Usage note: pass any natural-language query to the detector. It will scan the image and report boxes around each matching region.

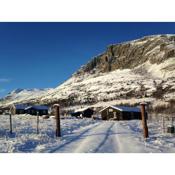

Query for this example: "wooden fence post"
[53,104,61,137]
[140,103,149,138]
[37,111,39,134]
[162,116,165,133]
[9,112,12,134]
[171,117,174,127]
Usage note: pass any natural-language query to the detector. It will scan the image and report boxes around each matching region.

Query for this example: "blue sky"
[0,22,175,98]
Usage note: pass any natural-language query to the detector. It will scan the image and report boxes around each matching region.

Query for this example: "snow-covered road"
[48,121,163,153]
[1,115,175,153]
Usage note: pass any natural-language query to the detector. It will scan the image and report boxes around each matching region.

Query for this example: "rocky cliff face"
[1,34,175,111]
[75,34,175,76]
[36,35,175,110]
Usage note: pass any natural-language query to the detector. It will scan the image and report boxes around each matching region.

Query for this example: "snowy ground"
[0,114,175,153]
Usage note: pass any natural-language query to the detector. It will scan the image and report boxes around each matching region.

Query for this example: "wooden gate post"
[9,112,12,134]
[53,104,61,137]
[140,103,149,138]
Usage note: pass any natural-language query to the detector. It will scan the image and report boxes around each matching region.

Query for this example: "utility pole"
[53,104,61,137]
[140,103,149,138]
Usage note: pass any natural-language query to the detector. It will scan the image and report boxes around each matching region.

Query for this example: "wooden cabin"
[1,106,10,114]
[71,108,94,118]
[25,105,49,116]
[100,106,142,121]
[10,104,28,115]
[10,104,49,116]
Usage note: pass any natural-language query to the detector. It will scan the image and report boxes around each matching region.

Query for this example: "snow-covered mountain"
[0,88,52,106]
[39,34,175,110]
[1,34,175,110]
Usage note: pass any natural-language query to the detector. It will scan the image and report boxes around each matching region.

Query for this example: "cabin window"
[109,108,113,112]
[43,110,46,114]
[113,112,117,118]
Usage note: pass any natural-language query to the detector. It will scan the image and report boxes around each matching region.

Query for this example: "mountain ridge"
[1,34,175,111]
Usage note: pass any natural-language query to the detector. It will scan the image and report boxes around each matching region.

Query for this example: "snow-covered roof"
[74,107,93,113]
[100,105,141,113]
[24,106,32,110]
[14,104,28,110]
[25,105,49,110]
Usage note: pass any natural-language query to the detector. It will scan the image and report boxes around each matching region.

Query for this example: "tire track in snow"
[48,122,100,153]
[73,122,116,153]
[93,123,115,153]
[113,123,124,153]
[48,120,163,153]
[113,122,161,153]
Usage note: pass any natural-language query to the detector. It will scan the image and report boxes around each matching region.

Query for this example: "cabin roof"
[100,105,141,113]
[74,107,93,113]
[14,104,28,110]
[25,105,49,110]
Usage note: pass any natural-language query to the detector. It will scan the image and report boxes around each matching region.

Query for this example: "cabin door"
[113,112,117,120]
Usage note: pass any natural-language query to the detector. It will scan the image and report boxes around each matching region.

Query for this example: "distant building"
[1,106,10,114]
[10,104,49,116]
[100,106,142,120]
[10,104,28,115]
[71,108,94,118]
[25,105,49,116]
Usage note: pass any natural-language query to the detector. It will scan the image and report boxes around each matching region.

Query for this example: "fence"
[0,104,62,138]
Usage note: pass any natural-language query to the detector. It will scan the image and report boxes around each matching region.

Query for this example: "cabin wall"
[118,111,142,120]
[39,110,48,116]
[101,110,108,120]
[101,107,122,120]
[71,112,81,117]
[26,109,48,116]
[83,109,94,118]
[101,107,142,120]
[16,109,25,114]
[71,109,94,118]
